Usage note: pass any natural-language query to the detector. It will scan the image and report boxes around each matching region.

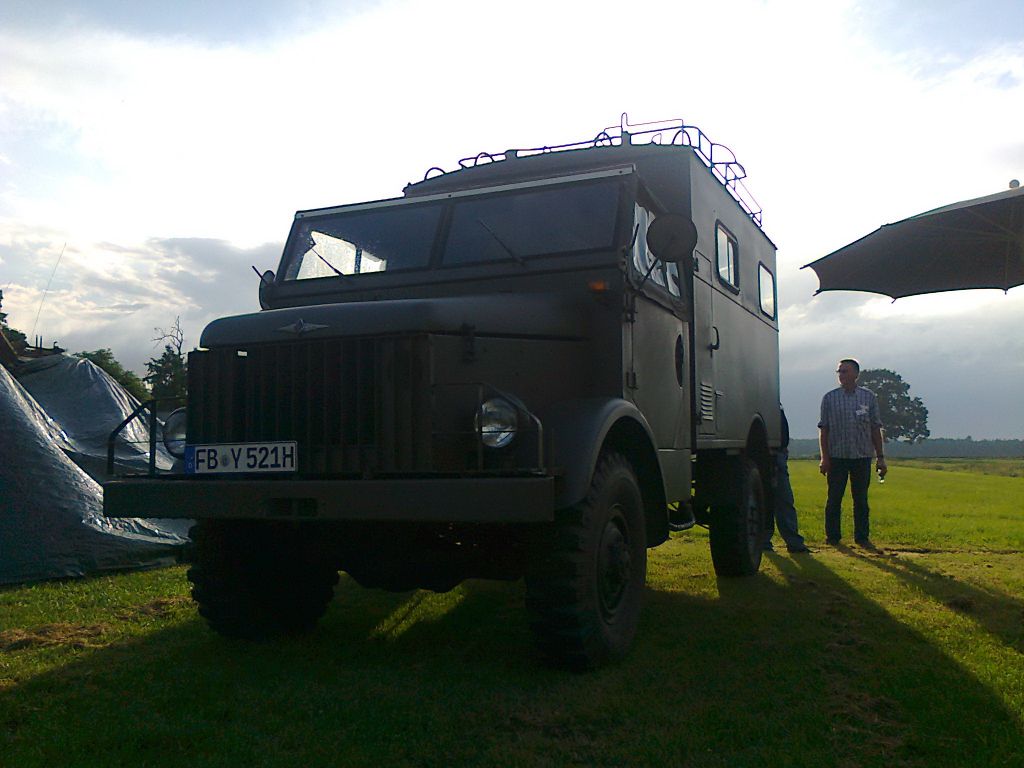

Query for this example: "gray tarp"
[14,354,192,539]
[0,362,187,585]
[14,354,173,479]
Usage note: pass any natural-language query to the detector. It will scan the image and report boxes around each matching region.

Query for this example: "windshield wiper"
[477,218,526,267]
[311,245,344,277]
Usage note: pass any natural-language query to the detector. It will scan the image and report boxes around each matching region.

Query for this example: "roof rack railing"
[430,113,763,227]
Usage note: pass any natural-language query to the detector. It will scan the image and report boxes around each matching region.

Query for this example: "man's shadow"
[840,547,1024,652]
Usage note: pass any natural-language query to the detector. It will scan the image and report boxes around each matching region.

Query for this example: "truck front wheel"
[708,457,765,577]
[187,520,339,639]
[525,450,647,670]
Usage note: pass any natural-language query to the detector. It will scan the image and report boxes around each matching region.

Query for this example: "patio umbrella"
[803,184,1024,299]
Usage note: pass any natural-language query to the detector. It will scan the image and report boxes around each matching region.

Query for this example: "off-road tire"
[709,457,765,577]
[187,520,339,639]
[525,450,647,670]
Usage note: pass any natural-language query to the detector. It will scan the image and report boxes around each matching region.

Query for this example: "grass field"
[2,459,1022,767]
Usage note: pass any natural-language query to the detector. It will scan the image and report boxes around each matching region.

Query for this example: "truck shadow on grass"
[1,558,1022,768]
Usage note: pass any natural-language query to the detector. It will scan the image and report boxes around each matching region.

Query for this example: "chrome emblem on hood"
[276,318,329,336]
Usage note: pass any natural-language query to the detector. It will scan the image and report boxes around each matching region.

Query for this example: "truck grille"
[187,335,433,474]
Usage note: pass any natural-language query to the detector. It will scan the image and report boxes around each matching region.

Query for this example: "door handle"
[675,334,685,387]
[708,326,720,352]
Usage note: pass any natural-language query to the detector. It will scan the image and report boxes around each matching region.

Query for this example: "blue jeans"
[768,450,805,549]
[825,457,872,542]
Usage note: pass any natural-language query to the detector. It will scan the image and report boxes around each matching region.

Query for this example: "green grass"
[790,458,1024,551]
[885,458,1024,478]
[2,459,1022,767]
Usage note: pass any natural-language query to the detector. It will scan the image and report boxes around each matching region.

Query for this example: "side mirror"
[257,269,275,310]
[646,214,698,267]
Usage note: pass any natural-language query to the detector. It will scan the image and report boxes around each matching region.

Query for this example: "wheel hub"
[598,511,631,619]
[745,474,764,554]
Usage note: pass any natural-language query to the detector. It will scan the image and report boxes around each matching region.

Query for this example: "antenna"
[31,242,66,342]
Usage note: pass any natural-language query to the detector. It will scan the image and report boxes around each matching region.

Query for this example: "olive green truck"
[105,119,781,669]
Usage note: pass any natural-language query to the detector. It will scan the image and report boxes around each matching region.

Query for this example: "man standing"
[818,358,886,547]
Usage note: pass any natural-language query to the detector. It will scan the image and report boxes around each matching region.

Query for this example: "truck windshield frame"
[279,175,627,282]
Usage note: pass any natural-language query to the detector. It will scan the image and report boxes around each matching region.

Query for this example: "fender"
[538,397,663,510]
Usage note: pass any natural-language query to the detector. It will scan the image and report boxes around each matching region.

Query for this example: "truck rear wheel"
[709,457,765,577]
[525,450,647,670]
[187,520,339,639]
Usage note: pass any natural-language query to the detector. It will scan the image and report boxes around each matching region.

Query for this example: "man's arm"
[819,426,831,475]
[869,393,886,477]
[872,425,887,477]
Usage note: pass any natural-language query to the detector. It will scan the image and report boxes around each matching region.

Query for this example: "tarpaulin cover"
[0,362,187,585]
[14,353,192,540]
[14,354,173,480]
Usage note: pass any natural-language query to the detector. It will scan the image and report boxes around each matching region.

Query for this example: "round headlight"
[475,398,518,449]
[162,407,187,459]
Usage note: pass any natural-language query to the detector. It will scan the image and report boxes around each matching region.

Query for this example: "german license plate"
[185,442,297,474]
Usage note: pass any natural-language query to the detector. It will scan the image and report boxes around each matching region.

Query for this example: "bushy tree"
[145,317,188,403]
[859,368,930,444]
[75,348,150,402]
[145,346,187,401]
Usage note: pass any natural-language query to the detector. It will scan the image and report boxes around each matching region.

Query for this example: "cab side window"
[758,263,776,319]
[665,260,682,298]
[716,223,739,292]
[632,205,667,290]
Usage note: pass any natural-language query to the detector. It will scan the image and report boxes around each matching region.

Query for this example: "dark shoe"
[787,544,810,553]
[855,539,876,549]
[825,538,841,546]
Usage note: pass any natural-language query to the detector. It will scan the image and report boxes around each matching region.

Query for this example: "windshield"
[443,180,620,265]
[281,178,622,281]
[282,202,443,280]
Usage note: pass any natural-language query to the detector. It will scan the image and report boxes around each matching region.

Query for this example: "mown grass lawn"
[1,459,1022,767]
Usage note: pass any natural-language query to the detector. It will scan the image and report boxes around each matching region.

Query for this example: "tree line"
[1,305,187,405]
[78,318,188,404]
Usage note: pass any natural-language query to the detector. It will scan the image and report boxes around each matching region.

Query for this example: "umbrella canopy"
[803,185,1024,299]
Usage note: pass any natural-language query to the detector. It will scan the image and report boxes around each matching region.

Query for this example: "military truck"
[105,118,781,669]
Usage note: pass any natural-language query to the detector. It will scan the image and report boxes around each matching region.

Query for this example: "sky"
[1,0,1022,439]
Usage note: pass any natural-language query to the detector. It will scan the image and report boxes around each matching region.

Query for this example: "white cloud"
[0,229,269,372]
[1,0,1022,437]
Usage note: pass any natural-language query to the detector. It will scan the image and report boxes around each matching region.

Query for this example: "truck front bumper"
[103,476,555,523]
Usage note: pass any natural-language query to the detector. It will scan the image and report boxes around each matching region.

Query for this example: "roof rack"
[422,113,763,227]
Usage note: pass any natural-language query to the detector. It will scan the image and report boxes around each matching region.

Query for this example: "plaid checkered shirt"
[818,386,882,459]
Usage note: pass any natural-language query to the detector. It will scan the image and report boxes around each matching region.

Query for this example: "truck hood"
[200,293,587,348]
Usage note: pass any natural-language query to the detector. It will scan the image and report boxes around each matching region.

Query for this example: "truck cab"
[105,119,781,669]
